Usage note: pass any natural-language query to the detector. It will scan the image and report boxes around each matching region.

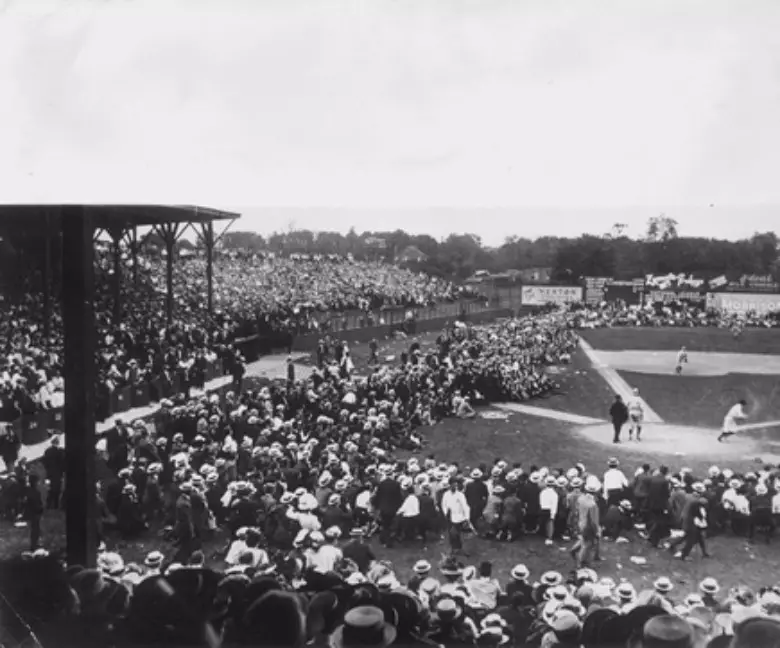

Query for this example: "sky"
[1,0,780,246]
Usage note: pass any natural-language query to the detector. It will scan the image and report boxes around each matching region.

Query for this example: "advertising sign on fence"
[604,280,644,305]
[521,285,583,306]
[721,274,780,293]
[584,277,610,305]
[706,292,780,315]
[647,290,706,305]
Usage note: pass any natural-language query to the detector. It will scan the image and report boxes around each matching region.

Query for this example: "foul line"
[493,403,606,426]
[736,420,780,433]
[578,338,664,424]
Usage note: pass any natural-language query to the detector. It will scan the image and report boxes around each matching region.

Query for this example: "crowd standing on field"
[3,309,780,645]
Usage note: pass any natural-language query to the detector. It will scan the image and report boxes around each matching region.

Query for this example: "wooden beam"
[62,207,97,568]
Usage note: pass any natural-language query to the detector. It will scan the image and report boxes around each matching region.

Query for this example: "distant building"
[516,267,552,284]
[396,245,428,265]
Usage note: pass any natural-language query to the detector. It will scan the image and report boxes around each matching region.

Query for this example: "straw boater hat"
[144,551,164,570]
[699,578,720,596]
[329,606,396,648]
[541,571,563,587]
[510,564,530,581]
[617,582,637,602]
[654,577,674,595]
[413,560,432,576]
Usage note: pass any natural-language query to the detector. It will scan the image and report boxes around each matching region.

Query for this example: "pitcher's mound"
[577,422,780,462]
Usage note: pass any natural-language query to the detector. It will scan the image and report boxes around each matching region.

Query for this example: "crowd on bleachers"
[0,251,477,425]
[567,301,780,331]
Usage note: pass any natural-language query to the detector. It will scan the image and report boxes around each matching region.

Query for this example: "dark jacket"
[646,474,671,511]
[609,400,629,424]
[373,478,403,516]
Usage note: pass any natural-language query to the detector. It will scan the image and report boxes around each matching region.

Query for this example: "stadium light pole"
[62,206,98,568]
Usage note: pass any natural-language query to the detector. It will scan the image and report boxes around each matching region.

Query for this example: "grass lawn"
[581,326,780,355]
[528,348,617,421]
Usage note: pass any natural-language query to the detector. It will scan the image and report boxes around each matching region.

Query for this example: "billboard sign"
[647,290,706,305]
[583,277,610,305]
[706,292,780,315]
[521,285,583,306]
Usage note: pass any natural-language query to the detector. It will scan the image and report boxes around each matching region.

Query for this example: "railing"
[3,360,226,446]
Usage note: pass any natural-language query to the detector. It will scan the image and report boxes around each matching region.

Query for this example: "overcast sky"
[1,0,779,246]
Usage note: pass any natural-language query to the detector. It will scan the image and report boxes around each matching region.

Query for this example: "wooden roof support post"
[107,226,124,325]
[62,207,97,568]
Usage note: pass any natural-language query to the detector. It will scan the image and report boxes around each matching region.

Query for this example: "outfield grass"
[581,326,780,354]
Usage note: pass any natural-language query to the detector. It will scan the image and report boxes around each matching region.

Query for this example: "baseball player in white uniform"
[718,399,748,443]
[675,346,688,375]
[626,387,644,441]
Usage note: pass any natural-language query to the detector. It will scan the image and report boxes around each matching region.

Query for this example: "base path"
[577,421,780,463]
[493,403,605,426]
[578,338,663,424]
[1,353,311,471]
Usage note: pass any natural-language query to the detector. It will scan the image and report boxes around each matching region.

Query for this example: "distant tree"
[552,235,616,281]
[220,231,267,251]
[606,222,628,239]
[645,214,679,242]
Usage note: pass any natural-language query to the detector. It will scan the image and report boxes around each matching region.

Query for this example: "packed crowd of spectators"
[4,420,780,647]
[567,301,780,331]
[4,537,780,648]
[0,250,476,424]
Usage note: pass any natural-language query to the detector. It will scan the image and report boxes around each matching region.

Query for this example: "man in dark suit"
[42,436,65,510]
[372,472,403,548]
[609,394,629,444]
[646,466,671,547]
[341,528,376,573]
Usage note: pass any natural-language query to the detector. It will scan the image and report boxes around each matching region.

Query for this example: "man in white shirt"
[626,388,644,442]
[539,477,559,546]
[718,399,748,443]
[603,458,629,506]
[397,477,421,542]
[441,480,471,555]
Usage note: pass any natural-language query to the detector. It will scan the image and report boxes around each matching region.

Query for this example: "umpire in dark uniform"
[609,394,629,444]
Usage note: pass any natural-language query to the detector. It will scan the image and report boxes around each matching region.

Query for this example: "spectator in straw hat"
[572,477,601,569]
[506,564,533,605]
[640,614,694,648]
[330,605,397,648]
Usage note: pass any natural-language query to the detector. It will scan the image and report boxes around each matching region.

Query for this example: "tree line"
[211,216,779,283]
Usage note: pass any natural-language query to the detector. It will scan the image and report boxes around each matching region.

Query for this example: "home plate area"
[487,341,780,464]
[577,421,780,463]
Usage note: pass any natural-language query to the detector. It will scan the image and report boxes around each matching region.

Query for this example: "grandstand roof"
[0,205,239,233]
